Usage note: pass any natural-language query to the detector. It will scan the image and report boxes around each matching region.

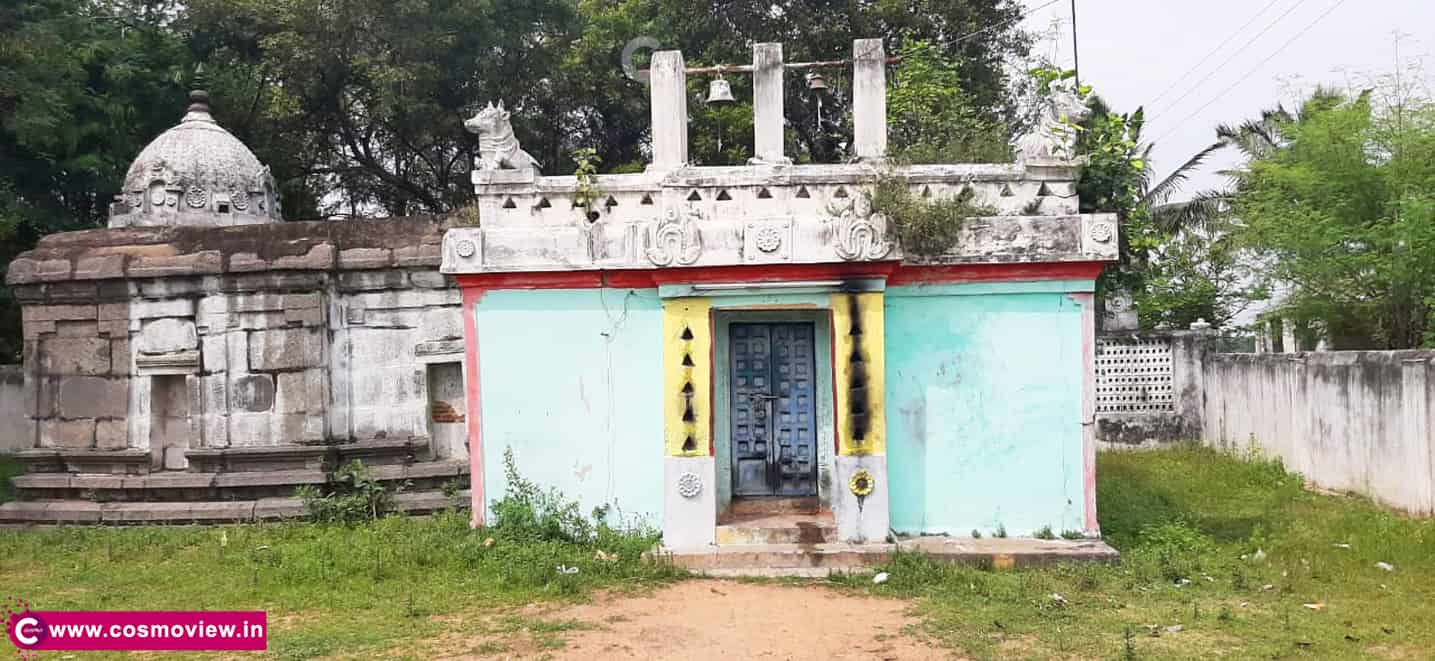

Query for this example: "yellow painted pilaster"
[831,291,886,456]
[662,298,713,456]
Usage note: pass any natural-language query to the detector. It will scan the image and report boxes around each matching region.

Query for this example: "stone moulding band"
[451,261,1107,292]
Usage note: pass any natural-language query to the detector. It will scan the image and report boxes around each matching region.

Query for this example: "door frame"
[713,309,835,514]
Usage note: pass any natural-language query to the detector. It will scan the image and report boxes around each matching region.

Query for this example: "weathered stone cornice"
[443,162,1118,275]
[6,217,451,286]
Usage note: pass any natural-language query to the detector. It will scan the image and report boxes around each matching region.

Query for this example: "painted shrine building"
[442,40,1119,549]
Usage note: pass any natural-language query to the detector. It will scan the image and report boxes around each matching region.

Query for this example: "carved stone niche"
[135,318,201,375]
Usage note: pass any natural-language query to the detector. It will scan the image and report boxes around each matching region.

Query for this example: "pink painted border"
[1069,292,1100,535]
[462,286,486,527]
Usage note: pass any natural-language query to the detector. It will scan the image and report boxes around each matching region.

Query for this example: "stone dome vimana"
[108,78,282,228]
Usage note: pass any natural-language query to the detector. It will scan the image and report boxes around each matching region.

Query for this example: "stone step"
[726,496,821,516]
[10,461,469,502]
[0,489,470,525]
[15,440,437,477]
[657,537,1121,577]
[714,512,838,545]
[659,542,889,575]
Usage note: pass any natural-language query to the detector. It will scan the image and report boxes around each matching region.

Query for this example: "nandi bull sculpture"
[464,101,540,172]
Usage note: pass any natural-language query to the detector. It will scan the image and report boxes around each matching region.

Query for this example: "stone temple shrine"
[4,39,1120,568]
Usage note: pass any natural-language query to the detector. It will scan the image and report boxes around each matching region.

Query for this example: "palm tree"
[1141,87,1350,232]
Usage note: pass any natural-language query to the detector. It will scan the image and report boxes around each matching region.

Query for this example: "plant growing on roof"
[572,147,603,222]
[865,175,996,258]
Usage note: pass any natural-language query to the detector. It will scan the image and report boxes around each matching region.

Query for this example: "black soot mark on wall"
[846,293,870,444]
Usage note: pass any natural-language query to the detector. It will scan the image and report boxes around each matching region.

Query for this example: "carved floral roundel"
[1089,222,1114,244]
[754,226,783,253]
[676,472,702,499]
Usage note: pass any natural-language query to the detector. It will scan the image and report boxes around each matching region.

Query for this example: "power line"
[1151,0,1352,145]
[1153,0,1314,118]
[1147,0,1286,107]
[951,0,1065,47]
[1070,0,1081,88]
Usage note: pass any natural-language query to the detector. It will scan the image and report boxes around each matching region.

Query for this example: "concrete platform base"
[715,512,838,545]
[656,537,1120,577]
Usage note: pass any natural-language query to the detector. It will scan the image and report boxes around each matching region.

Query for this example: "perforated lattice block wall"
[1095,336,1174,413]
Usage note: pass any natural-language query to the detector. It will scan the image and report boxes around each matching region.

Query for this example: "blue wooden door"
[730,322,818,497]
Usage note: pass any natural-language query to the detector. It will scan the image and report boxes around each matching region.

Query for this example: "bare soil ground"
[430,580,955,660]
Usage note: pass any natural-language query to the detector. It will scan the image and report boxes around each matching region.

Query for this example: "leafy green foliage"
[1137,231,1267,330]
[1058,74,1264,333]
[297,460,395,525]
[887,40,1009,164]
[488,447,598,545]
[869,177,995,257]
[0,0,191,361]
[1233,91,1435,348]
[572,147,603,221]
[183,0,581,217]
[579,0,1033,166]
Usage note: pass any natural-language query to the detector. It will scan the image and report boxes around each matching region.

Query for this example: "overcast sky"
[1020,0,1434,198]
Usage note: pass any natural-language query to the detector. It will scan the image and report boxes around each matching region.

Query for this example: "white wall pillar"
[650,50,689,170]
[852,38,887,161]
[1281,317,1298,353]
[1402,358,1433,514]
[752,43,788,165]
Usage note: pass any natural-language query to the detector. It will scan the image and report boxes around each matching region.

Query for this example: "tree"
[1232,90,1435,349]
[0,0,191,360]
[1140,87,1349,234]
[1135,230,1265,330]
[183,0,582,218]
[577,0,1033,166]
[1069,84,1265,332]
[887,40,1009,163]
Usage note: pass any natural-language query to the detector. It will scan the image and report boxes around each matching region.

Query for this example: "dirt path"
[433,580,955,660]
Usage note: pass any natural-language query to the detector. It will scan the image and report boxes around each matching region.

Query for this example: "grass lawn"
[1,446,1432,659]
[834,445,1435,659]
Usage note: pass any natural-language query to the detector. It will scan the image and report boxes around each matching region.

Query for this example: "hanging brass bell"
[805,72,827,91]
[706,76,735,104]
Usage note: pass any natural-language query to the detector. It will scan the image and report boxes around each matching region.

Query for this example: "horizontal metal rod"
[643,56,903,77]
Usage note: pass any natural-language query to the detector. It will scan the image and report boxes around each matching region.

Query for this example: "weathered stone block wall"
[19,299,134,450]
[1203,351,1435,515]
[330,268,463,454]
[0,365,35,452]
[6,218,464,458]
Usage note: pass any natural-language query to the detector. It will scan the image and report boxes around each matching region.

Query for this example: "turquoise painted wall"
[475,288,664,525]
[885,282,1088,536]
